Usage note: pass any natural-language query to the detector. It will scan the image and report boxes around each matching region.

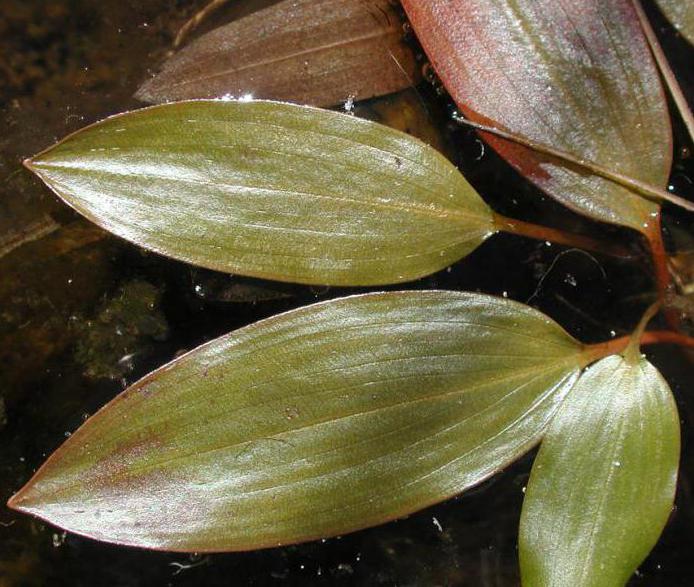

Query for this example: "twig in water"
[174,0,232,48]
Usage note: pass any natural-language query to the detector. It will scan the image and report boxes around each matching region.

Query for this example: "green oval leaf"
[25,100,494,286]
[656,0,694,45]
[136,0,420,107]
[401,0,672,233]
[9,291,584,552]
[520,355,680,586]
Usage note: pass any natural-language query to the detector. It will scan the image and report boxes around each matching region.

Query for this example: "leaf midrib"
[37,358,578,504]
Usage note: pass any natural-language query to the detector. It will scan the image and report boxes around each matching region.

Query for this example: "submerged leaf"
[136,0,419,107]
[656,0,694,45]
[401,0,672,233]
[520,355,680,586]
[9,291,586,551]
[25,100,494,286]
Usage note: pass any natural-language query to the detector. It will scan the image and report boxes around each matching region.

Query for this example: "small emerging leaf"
[25,100,494,286]
[9,291,585,552]
[136,0,420,107]
[401,0,672,233]
[520,355,680,586]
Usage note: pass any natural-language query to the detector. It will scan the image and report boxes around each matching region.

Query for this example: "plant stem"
[0,214,59,259]
[174,0,232,48]
[645,217,672,300]
[624,301,661,363]
[454,116,694,213]
[641,330,694,348]
[493,213,632,258]
[632,0,694,144]
[585,329,694,363]
[644,216,683,332]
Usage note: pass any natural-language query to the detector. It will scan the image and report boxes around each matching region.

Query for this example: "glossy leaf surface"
[9,291,585,552]
[401,0,672,233]
[25,100,494,286]
[520,355,680,586]
[656,0,694,45]
[136,0,419,107]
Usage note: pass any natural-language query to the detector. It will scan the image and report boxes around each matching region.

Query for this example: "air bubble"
[432,517,443,532]
[343,95,356,113]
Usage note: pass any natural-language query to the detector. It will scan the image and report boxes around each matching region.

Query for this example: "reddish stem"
[641,331,694,348]
[644,215,681,332]
[494,213,632,258]
[645,216,671,300]
[455,117,694,213]
[585,330,694,363]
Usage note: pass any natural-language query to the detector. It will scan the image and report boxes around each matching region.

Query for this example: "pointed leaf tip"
[6,486,34,514]
[6,493,19,510]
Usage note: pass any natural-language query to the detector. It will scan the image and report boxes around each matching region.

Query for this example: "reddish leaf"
[136,0,420,107]
[7,291,584,551]
[401,0,672,233]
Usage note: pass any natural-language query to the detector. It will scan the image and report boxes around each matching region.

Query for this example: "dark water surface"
[1,1,692,585]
